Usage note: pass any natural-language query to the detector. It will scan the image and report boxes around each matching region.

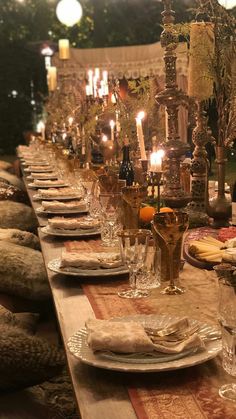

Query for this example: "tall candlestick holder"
[187,101,210,226]
[156,0,191,208]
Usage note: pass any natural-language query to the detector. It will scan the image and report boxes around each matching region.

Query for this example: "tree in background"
[0,0,194,153]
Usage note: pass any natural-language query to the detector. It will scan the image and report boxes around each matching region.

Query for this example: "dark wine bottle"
[232,181,236,226]
[119,141,134,186]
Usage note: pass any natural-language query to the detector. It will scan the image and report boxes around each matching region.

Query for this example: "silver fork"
[146,324,200,342]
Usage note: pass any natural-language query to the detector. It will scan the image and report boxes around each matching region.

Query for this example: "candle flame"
[110,120,115,129]
[102,134,108,142]
[137,111,145,120]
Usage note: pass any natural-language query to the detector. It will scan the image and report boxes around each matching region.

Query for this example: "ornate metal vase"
[206,146,232,228]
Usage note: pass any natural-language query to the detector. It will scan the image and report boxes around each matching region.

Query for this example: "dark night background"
[0,0,235,154]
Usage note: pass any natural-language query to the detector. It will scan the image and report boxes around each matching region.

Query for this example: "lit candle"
[102,70,108,83]
[88,70,93,92]
[58,39,70,60]
[150,149,164,173]
[115,111,121,133]
[85,85,92,96]
[102,134,108,142]
[68,116,74,126]
[136,111,147,160]
[110,120,115,142]
[93,76,98,97]
[188,22,215,100]
[95,68,100,79]
[47,66,57,91]
[37,120,45,141]
[111,93,117,104]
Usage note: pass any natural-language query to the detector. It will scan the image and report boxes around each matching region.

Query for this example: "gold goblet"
[121,185,147,229]
[153,211,189,295]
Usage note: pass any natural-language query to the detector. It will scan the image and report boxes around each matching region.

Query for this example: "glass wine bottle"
[119,139,134,186]
[232,181,236,226]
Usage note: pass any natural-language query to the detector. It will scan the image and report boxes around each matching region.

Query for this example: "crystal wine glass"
[99,193,121,247]
[214,264,236,402]
[153,211,189,295]
[118,229,151,299]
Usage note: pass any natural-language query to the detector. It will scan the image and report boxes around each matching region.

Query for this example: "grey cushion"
[0,305,39,334]
[0,170,24,190]
[0,160,12,171]
[0,200,38,231]
[0,306,65,391]
[0,228,40,250]
[0,241,50,301]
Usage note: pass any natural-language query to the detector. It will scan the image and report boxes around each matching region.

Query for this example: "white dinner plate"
[25,167,53,173]
[67,314,221,372]
[23,161,50,167]
[27,174,58,180]
[48,257,129,277]
[28,182,68,189]
[33,194,82,201]
[41,226,101,237]
[36,205,88,215]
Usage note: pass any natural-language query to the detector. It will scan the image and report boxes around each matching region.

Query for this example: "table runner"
[65,240,236,419]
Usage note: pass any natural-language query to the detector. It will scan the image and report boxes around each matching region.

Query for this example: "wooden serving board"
[183,227,219,270]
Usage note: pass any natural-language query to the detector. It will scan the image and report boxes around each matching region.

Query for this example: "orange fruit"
[160,207,174,213]
[139,206,156,223]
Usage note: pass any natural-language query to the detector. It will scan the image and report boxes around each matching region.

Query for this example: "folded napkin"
[29,165,53,172]
[39,187,77,198]
[48,217,100,230]
[42,200,86,211]
[31,172,58,179]
[60,251,122,269]
[25,160,48,165]
[85,318,205,354]
[34,179,65,187]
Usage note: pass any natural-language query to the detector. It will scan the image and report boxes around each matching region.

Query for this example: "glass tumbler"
[216,266,236,402]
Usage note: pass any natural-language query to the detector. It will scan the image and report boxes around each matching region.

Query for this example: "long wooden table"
[23,175,235,419]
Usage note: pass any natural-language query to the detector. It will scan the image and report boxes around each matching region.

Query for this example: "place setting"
[36,199,88,215]
[33,187,83,201]
[41,216,101,237]
[67,314,221,373]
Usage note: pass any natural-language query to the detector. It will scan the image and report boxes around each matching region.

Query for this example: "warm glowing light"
[68,117,74,126]
[110,120,115,129]
[218,0,236,8]
[137,111,145,121]
[58,39,70,60]
[56,0,83,27]
[37,120,45,140]
[150,149,164,173]
[102,134,108,142]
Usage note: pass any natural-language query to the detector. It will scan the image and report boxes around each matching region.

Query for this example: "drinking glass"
[136,245,161,290]
[118,229,151,299]
[214,265,236,401]
[99,193,121,247]
[153,211,189,295]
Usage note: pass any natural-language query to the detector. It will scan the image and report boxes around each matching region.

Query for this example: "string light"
[56,0,83,27]
[218,0,236,8]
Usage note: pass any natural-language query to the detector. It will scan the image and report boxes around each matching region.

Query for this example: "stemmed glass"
[153,211,189,295]
[99,193,121,247]
[214,264,236,402]
[118,229,151,299]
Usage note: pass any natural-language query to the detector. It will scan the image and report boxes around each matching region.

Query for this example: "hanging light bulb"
[56,0,83,27]
[218,0,236,8]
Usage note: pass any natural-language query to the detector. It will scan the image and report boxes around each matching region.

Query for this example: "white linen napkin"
[39,187,78,198]
[85,318,205,354]
[34,179,65,187]
[42,200,86,211]
[61,251,122,269]
[48,217,100,230]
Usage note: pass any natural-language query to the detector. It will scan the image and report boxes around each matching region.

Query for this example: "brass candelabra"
[156,0,190,208]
